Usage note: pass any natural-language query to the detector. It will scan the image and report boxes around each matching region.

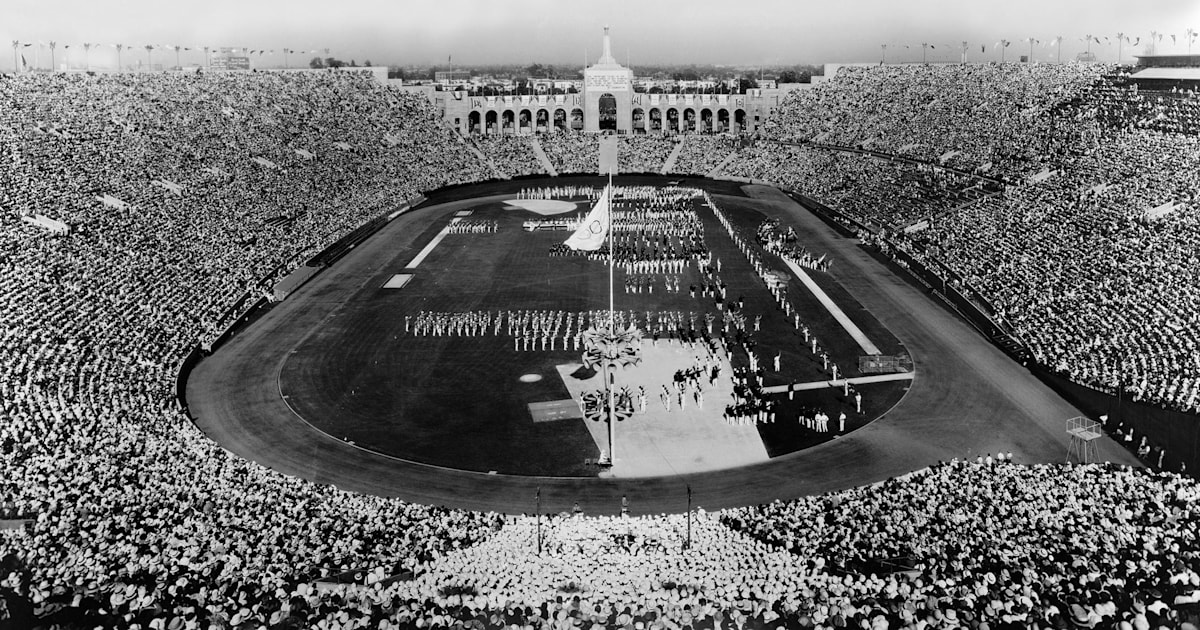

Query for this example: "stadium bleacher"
[2,63,1200,629]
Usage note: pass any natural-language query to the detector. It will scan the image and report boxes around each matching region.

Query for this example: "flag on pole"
[564,186,611,251]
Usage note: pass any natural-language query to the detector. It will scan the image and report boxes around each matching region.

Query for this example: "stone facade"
[428,28,801,136]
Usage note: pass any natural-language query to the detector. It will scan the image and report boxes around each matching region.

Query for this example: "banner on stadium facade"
[585,70,630,92]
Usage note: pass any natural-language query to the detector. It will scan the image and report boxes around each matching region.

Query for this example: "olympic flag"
[564,186,610,251]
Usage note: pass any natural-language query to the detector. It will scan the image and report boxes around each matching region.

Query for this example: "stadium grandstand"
[3,15,1200,630]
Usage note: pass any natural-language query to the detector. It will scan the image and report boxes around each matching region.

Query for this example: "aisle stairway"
[660,137,686,174]
[529,136,558,176]
[463,137,508,179]
[706,149,740,178]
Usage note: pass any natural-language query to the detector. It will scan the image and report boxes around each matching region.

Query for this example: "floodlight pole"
[536,486,542,554]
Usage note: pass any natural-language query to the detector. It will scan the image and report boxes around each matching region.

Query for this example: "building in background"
[428,28,801,136]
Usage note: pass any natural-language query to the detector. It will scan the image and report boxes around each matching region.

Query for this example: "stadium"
[3,3,1200,630]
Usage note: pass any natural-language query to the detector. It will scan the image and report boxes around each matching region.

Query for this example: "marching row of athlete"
[446,219,498,234]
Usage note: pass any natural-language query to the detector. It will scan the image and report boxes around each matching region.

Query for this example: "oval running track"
[186,182,1139,516]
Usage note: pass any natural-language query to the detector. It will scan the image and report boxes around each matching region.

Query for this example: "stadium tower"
[583,27,634,133]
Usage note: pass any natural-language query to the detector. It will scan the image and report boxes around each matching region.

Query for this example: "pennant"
[564,186,611,251]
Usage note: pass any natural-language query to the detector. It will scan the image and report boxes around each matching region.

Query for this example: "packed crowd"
[473,135,545,178]
[732,62,1200,416]
[721,143,988,230]
[107,461,1190,630]
[1068,73,1200,136]
[671,135,741,176]
[4,62,1200,630]
[539,133,601,174]
[0,69,502,629]
[722,461,1200,630]
[759,62,1114,178]
[899,128,1200,413]
[618,135,677,174]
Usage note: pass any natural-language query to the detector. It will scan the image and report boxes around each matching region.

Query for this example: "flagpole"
[606,168,616,466]
[608,169,614,334]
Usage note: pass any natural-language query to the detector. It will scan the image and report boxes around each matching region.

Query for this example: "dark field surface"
[187,176,1139,515]
[279,186,906,475]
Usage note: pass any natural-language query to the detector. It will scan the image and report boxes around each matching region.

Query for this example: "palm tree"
[114,44,125,71]
[144,44,155,71]
[11,40,19,74]
[83,43,93,71]
[49,41,56,71]
[1115,33,1126,65]
[581,324,643,464]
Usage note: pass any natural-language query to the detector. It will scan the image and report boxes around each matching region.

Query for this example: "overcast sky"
[5,0,1199,70]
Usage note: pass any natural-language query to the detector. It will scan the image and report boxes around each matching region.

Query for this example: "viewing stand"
[1066,416,1102,464]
